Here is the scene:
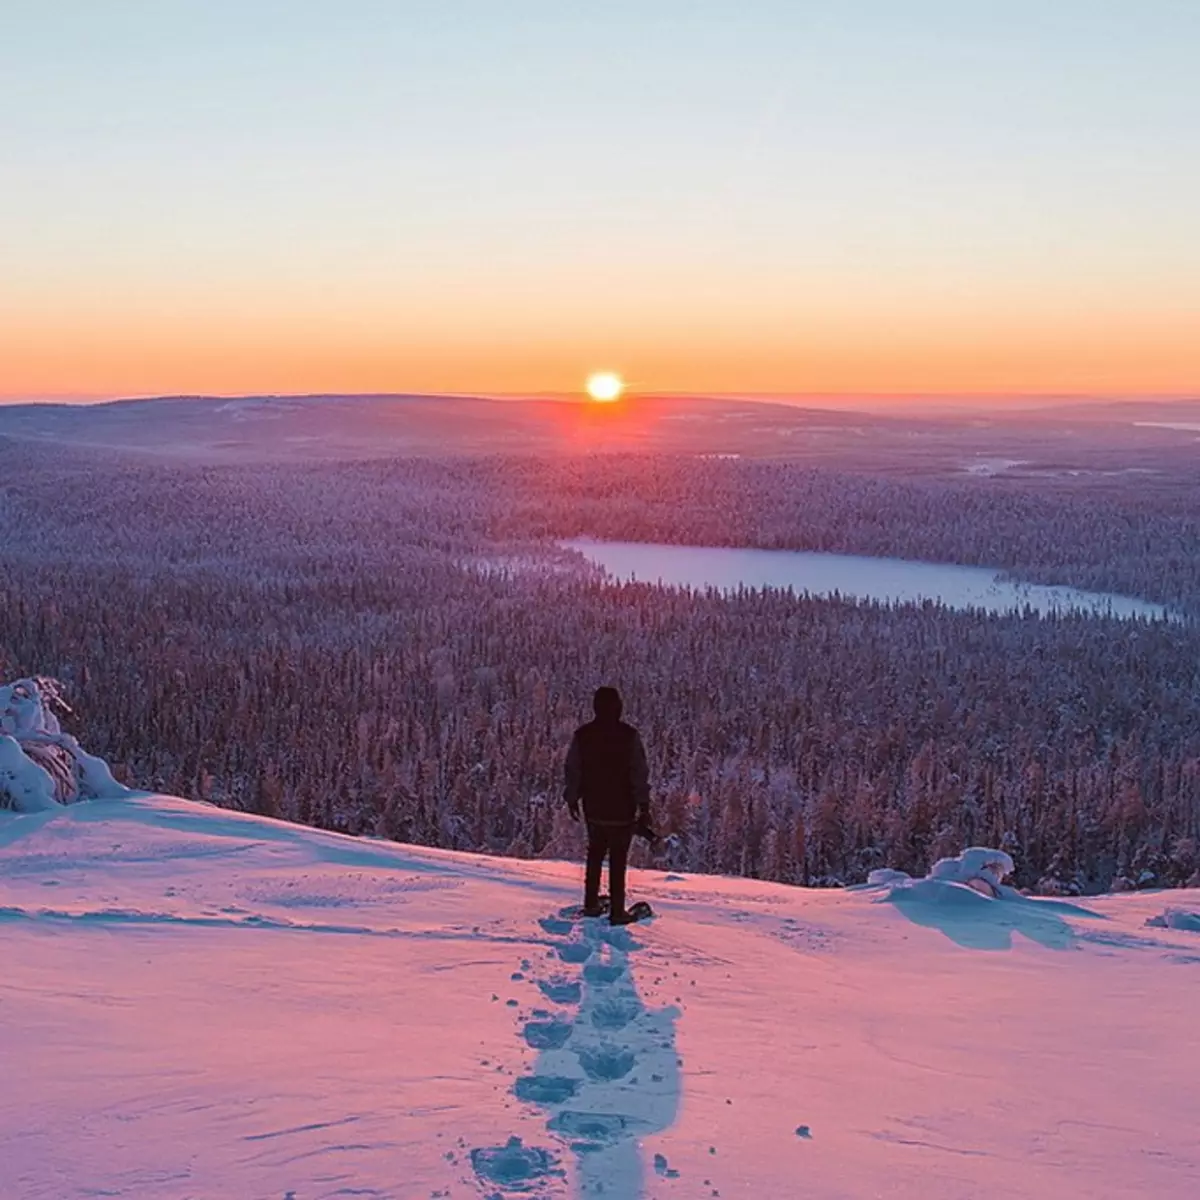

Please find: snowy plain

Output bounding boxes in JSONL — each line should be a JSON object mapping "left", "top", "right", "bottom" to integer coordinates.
{"left": 2, "top": 795, "right": 1198, "bottom": 1200}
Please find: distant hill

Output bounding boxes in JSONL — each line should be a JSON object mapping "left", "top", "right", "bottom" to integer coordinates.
{"left": 1, "top": 392, "right": 1197, "bottom": 470}
{"left": 0, "top": 392, "right": 905, "bottom": 462}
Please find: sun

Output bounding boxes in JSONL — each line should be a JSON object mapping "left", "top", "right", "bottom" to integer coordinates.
{"left": 585, "top": 371, "right": 624, "bottom": 403}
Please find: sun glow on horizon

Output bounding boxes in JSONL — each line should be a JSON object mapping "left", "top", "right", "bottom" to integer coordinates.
{"left": 586, "top": 372, "right": 624, "bottom": 403}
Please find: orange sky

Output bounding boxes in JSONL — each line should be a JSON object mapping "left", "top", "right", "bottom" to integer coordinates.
{"left": 4, "top": 293, "right": 1197, "bottom": 401}
{"left": 4, "top": 4, "right": 1198, "bottom": 402}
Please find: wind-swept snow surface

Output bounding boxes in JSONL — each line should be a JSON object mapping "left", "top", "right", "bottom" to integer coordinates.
{"left": 2, "top": 797, "right": 1197, "bottom": 1199}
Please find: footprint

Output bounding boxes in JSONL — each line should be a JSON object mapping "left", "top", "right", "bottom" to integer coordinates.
{"left": 583, "top": 959, "right": 625, "bottom": 984}
{"left": 654, "top": 1152, "right": 681, "bottom": 1178}
{"left": 556, "top": 941, "right": 592, "bottom": 964}
{"left": 548, "top": 1111, "right": 630, "bottom": 1144}
{"left": 570, "top": 1140, "right": 605, "bottom": 1155}
{"left": 539, "top": 917, "right": 573, "bottom": 936}
{"left": 523, "top": 1019, "right": 573, "bottom": 1050}
{"left": 590, "top": 996, "right": 639, "bottom": 1031}
{"left": 513, "top": 1075, "right": 580, "bottom": 1104}
{"left": 470, "top": 1136, "right": 563, "bottom": 1191}
{"left": 597, "top": 925, "right": 642, "bottom": 950}
{"left": 537, "top": 977, "right": 582, "bottom": 1005}
{"left": 576, "top": 1044, "right": 636, "bottom": 1082}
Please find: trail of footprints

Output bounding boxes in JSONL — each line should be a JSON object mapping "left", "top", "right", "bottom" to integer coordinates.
{"left": 469, "top": 905, "right": 689, "bottom": 1197}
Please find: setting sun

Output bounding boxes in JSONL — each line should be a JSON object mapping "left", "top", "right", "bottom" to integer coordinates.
{"left": 586, "top": 372, "right": 624, "bottom": 402}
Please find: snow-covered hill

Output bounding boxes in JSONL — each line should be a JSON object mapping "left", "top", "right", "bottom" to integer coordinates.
{"left": 2, "top": 795, "right": 1197, "bottom": 1200}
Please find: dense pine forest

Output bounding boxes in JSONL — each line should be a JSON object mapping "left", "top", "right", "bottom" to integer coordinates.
{"left": 3, "top": 441, "right": 1199, "bottom": 893}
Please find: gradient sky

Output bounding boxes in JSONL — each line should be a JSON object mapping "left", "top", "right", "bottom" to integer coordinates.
{"left": 3, "top": 1, "right": 1198, "bottom": 401}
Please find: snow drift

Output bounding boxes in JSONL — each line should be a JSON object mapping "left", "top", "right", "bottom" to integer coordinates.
{"left": 0, "top": 678, "right": 129, "bottom": 811}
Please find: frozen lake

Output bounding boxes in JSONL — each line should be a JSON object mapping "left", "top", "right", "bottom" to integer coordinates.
{"left": 563, "top": 539, "right": 1174, "bottom": 621}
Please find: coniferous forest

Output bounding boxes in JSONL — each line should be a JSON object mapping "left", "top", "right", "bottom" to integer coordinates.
{"left": 3, "top": 439, "right": 1198, "bottom": 894}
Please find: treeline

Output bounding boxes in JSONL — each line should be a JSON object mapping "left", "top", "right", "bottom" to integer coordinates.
{"left": 2, "top": 445, "right": 1199, "bottom": 893}
{"left": 6, "top": 448, "right": 1200, "bottom": 613}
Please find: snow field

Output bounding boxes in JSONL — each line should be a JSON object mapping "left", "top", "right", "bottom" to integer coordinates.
{"left": 2, "top": 796, "right": 1198, "bottom": 1199}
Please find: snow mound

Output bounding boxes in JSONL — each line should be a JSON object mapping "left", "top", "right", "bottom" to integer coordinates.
{"left": 867, "top": 847, "right": 1015, "bottom": 899}
{"left": 0, "top": 678, "right": 130, "bottom": 812}
{"left": 860, "top": 846, "right": 1110, "bottom": 951}
{"left": 1146, "top": 908, "right": 1200, "bottom": 932}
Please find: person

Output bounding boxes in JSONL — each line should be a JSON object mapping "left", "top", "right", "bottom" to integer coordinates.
{"left": 563, "top": 686, "right": 651, "bottom": 925}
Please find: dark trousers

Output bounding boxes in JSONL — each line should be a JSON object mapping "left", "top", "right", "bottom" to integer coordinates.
{"left": 585, "top": 823, "right": 634, "bottom": 916}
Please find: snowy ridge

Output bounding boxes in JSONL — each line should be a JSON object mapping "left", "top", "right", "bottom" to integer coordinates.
{"left": 2, "top": 795, "right": 1199, "bottom": 1199}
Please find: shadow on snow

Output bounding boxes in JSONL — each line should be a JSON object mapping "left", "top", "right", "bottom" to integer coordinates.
{"left": 886, "top": 880, "right": 1106, "bottom": 951}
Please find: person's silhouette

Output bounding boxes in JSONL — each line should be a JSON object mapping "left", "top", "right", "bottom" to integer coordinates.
{"left": 563, "top": 687, "right": 651, "bottom": 925}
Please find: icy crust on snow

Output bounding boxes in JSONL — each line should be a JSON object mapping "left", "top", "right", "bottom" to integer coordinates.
{"left": 0, "top": 678, "right": 130, "bottom": 812}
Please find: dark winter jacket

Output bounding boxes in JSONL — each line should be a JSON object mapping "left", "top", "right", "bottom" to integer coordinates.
{"left": 563, "top": 718, "right": 650, "bottom": 827}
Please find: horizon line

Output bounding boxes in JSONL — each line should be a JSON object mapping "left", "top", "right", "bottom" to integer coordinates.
{"left": 3, "top": 389, "right": 1198, "bottom": 409}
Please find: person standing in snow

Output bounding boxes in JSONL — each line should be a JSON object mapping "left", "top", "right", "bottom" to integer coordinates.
{"left": 563, "top": 686, "right": 652, "bottom": 925}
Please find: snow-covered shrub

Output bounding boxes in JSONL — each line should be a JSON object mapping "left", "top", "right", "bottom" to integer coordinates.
{"left": 1146, "top": 909, "right": 1200, "bottom": 932}
{"left": 0, "top": 678, "right": 130, "bottom": 812}
{"left": 867, "top": 847, "right": 1015, "bottom": 898}
{"left": 0, "top": 735, "right": 59, "bottom": 811}
{"left": 0, "top": 675, "right": 65, "bottom": 738}
{"left": 1036, "top": 875, "right": 1082, "bottom": 897}
{"left": 865, "top": 868, "right": 911, "bottom": 888}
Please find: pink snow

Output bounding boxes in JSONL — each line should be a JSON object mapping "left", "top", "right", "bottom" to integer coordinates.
{"left": 1, "top": 795, "right": 1197, "bottom": 1199}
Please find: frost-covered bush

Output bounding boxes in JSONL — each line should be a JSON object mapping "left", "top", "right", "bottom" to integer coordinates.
{"left": 868, "top": 847, "right": 1016, "bottom": 898}
{"left": 1145, "top": 909, "right": 1200, "bottom": 932}
{"left": 0, "top": 678, "right": 130, "bottom": 812}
